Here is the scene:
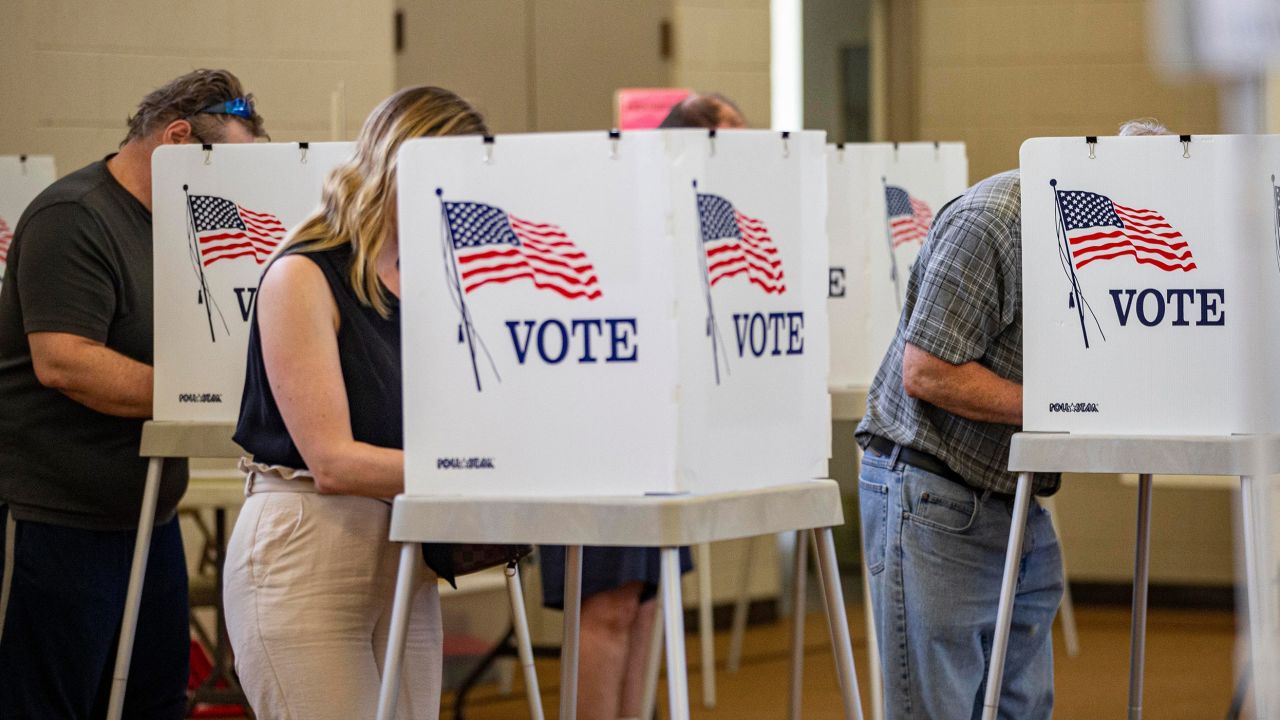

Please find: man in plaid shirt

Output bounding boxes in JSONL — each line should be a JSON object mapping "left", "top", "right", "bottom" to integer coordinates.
{"left": 855, "top": 169, "right": 1062, "bottom": 719}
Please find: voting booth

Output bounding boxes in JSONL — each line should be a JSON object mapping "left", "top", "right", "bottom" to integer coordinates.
{"left": 0, "top": 154, "right": 57, "bottom": 288}
{"left": 826, "top": 142, "right": 968, "bottom": 389}
{"left": 397, "top": 129, "right": 831, "bottom": 498}
{"left": 1022, "top": 135, "right": 1280, "bottom": 435}
{"left": 979, "top": 134, "right": 1280, "bottom": 720}
{"left": 386, "top": 130, "right": 862, "bottom": 720}
{"left": 151, "top": 142, "right": 354, "bottom": 422}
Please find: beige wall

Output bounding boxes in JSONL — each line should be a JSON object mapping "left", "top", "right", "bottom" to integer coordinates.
{"left": 396, "top": 0, "right": 672, "bottom": 133}
{"left": 1053, "top": 476, "right": 1237, "bottom": 585}
{"left": 0, "top": 0, "right": 395, "bottom": 175}
{"left": 672, "top": 0, "right": 771, "bottom": 128}
{"left": 1269, "top": 71, "right": 1280, "bottom": 132}
{"left": 803, "top": 0, "right": 870, "bottom": 142}
{"left": 859, "top": 3, "right": 1238, "bottom": 586}
{"left": 914, "top": 0, "right": 1221, "bottom": 181}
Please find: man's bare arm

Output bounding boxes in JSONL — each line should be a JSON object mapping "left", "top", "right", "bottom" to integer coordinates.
{"left": 29, "top": 332, "right": 152, "bottom": 418}
{"left": 902, "top": 342, "right": 1021, "bottom": 426}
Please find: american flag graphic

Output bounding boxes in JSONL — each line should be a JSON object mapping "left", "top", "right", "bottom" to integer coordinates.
{"left": 187, "top": 195, "right": 287, "bottom": 267}
{"left": 696, "top": 193, "right": 785, "bottom": 294}
{"left": 0, "top": 217, "right": 11, "bottom": 265}
{"left": 1056, "top": 190, "right": 1195, "bottom": 272}
{"left": 443, "top": 201, "right": 601, "bottom": 300}
{"left": 885, "top": 185, "right": 933, "bottom": 247}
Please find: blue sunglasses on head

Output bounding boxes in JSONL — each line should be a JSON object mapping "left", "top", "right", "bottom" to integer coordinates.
{"left": 200, "top": 96, "right": 254, "bottom": 120}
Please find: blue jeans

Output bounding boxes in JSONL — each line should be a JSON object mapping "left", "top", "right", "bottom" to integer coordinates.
{"left": 859, "top": 447, "right": 1063, "bottom": 720}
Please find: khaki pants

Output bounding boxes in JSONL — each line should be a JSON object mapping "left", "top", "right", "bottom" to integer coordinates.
{"left": 224, "top": 467, "right": 441, "bottom": 720}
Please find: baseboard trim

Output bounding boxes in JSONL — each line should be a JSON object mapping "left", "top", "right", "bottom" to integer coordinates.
{"left": 1068, "top": 581, "right": 1235, "bottom": 610}
{"left": 684, "top": 598, "right": 779, "bottom": 631}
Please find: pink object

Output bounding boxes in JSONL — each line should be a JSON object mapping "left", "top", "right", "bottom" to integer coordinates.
{"left": 616, "top": 88, "right": 691, "bottom": 130}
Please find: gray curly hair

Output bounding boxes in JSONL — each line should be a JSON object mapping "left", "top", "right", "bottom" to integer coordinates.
{"left": 1117, "top": 117, "right": 1170, "bottom": 136}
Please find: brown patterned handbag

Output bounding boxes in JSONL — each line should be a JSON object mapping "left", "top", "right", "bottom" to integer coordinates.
{"left": 421, "top": 542, "right": 533, "bottom": 587}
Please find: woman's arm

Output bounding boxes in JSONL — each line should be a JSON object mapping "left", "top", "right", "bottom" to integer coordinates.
{"left": 257, "top": 254, "right": 404, "bottom": 497}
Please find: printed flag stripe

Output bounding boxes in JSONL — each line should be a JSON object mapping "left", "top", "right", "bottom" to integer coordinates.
{"left": 1056, "top": 189, "right": 1195, "bottom": 272}
{"left": 188, "top": 194, "right": 286, "bottom": 267}
{"left": 1075, "top": 249, "right": 1196, "bottom": 272}
{"left": 694, "top": 193, "right": 786, "bottom": 294}
{"left": 885, "top": 186, "right": 934, "bottom": 248}
{"left": 1071, "top": 238, "right": 1192, "bottom": 262}
{"left": 707, "top": 251, "right": 783, "bottom": 279}
{"left": 443, "top": 201, "right": 602, "bottom": 300}
{"left": 459, "top": 253, "right": 599, "bottom": 284}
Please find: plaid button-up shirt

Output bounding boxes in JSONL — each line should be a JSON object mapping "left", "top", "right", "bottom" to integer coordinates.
{"left": 856, "top": 170, "right": 1059, "bottom": 495}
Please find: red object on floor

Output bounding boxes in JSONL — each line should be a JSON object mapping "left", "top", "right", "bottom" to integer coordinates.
{"left": 188, "top": 639, "right": 248, "bottom": 718}
{"left": 443, "top": 633, "right": 494, "bottom": 658}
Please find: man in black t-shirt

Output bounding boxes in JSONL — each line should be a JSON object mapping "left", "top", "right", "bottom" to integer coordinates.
{"left": 0, "top": 69, "right": 266, "bottom": 719}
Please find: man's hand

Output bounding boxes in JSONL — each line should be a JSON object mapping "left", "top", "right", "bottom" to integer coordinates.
{"left": 902, "top": 342, "right": 1021, "bottom": 426}
{"left": 28, "top": 332, "right": 152, "bottom": 418}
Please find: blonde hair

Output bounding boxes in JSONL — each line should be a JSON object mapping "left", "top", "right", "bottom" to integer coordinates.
{"left": 283, "top": 86, "right": 488, "bottom": 317}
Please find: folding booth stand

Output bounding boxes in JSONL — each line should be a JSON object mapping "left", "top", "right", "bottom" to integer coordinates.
{"left": 108, "top": 421, "right": 243, "bottom": 719}
{"left": 723, "top": 387, "right": 883, "bottom": 720}
{"left": 107, "top": 421, "right": 548, "bottom": 720}
{"left": 374, "top": 480, "right": 864, "bottom": 720}
{"left": 982, "top": 433, "right": 1279, "bottom": 720}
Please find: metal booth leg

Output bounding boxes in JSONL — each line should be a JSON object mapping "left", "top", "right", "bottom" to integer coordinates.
{"left": 696, "top": 542, "right": 716, "bottom": 707}
{"left": 376, "top": 542, "right": 424, "bottom": 720}
{"left": 726, "top": 535, "right": 754, "bottom": 673}
{"left": 789, "top": 529, "right": 808, "bottom": 720}
{"left": 1127, "top": 473, "right": 1153, "bottom": 720}
{"left": 505, "top": 562, "right": 545, "bottom": 720}
{"left": 106, "top": 456, "right": 165, "bottom": 720}
{"left": 980, "top": 471, "right": 1034, "bottom": 720}
{"left": 660, "top": 546, "right": 692, "bottom": 720}
{"left": 1240, "top": 475, "right": 1272, "bottom": 720}
{"left": 560, "top": 545, "right": 584, "bottom": 720}
{"left": 815, "top": 527, "right": 865, "bottom": 720}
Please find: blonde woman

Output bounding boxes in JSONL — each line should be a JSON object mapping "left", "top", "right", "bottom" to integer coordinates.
{"left": 224, "top": 86, "right": 487, "bottom": 719}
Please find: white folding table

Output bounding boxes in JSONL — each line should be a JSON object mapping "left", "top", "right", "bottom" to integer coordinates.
{"left": 983, "top": 433, "right": 1280, "bottom": 720}
{"left": 375, "top": 480, "right": 865, "bottom": 720}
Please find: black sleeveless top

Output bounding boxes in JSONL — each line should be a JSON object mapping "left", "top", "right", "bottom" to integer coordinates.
{"left": 234, "top": 244, "right": 401, "bottom": 468}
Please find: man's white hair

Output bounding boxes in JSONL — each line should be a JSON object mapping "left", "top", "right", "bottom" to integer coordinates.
{"left": 1117, "top": 117, "right": 1170, "bottom": 136}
